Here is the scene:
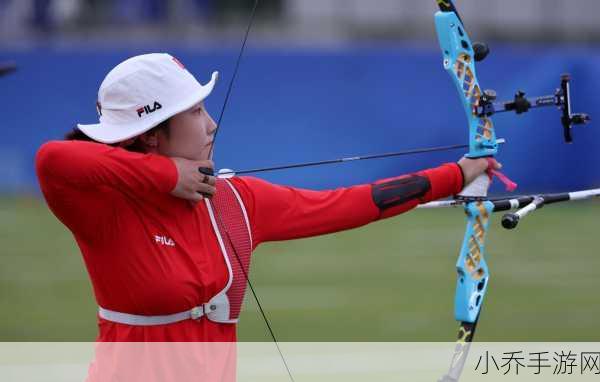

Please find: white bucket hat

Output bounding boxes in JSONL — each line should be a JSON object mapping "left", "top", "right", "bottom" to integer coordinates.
{"left": 78, "top": 53, "right": 218, "bottom": 144}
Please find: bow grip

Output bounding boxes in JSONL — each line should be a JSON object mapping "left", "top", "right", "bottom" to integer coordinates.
{"left": 458, "top": 173, "right": 491, "bottom": 199}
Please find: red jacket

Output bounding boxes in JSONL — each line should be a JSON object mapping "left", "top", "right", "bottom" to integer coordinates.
{"left": 35, "top": 140, "right": 463, "bottom": 342}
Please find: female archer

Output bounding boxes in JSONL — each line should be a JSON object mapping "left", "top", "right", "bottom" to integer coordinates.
{"left": 35, "top": 53, "right": 497, "bottom": 380}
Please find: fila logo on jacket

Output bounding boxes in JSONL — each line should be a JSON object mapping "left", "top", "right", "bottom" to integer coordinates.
{"left": 154, "top": 235, "right": 175, "bottom": 247}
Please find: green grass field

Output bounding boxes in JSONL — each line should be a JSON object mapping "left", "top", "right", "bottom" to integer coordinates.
{"left": 1, "top": 196, "right": 598, "bottom": 341}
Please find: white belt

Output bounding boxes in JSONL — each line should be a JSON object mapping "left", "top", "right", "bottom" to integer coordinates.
{"left": 98, "top": 293, "right": 236, "bottom": 326}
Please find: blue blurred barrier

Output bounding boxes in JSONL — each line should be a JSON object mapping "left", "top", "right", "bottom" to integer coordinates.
{"left": 0, "top": 43, "right": 598, "bottom": 194}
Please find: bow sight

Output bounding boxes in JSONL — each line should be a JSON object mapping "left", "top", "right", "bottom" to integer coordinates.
{"left": 477, "top": 74, "right": 590, "bottom": 143}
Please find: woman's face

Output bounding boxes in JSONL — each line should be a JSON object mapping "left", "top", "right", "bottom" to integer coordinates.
{"left": 158, "top": 101, "right": 217, "bottom": 161}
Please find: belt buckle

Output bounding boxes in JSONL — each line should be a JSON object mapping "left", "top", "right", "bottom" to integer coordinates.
{"left": 204, "top": 302, "right": 217, "bottom": 313}
{"left": 191, "top": 303, "right": 218, "bottom": 320}
{"left": 190, "top": 305, "right": 204, "bottom": 320}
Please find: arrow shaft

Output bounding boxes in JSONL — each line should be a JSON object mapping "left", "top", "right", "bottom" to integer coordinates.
{"left": 219, "top": 139, "right": 506, "bottom": 177}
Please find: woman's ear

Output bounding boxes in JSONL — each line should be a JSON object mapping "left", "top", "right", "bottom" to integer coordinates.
{"left": 139, "top": 131, "right": 159, "bottom": 148}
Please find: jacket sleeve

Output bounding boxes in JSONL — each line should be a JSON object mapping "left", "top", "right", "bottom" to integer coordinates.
{"left": 229, "top": 163, "right": 463, "bottom": 246}
{"left": 35, "top": 140, "right": 178, "bottom": 193}
{"left": 35, "top": 140, "right": 179, "bottom": 240}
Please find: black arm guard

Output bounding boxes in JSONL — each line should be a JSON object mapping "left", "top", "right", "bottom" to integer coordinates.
{"left": 371, "top": 175, "right": 431, "bottom": 211}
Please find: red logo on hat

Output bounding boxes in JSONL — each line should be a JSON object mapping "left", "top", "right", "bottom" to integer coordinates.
{"left": 172, "top": 57, "right": 186, "bottom": 69}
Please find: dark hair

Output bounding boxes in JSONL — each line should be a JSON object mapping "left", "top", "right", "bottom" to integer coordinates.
{"left": 65, "top": 119, "right": 171, "bottom": 153}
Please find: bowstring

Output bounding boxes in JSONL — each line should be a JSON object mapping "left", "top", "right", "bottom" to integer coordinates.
{"left": 205, "top": 1, "right": 296, "bottom": 381}
{"left": 207, "top": 0, "right": 259, "bottom": 160}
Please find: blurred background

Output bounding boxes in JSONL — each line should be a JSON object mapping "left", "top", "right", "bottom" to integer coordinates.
{"left": 0, "top": 0, "right": 599, "bottom": 342}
